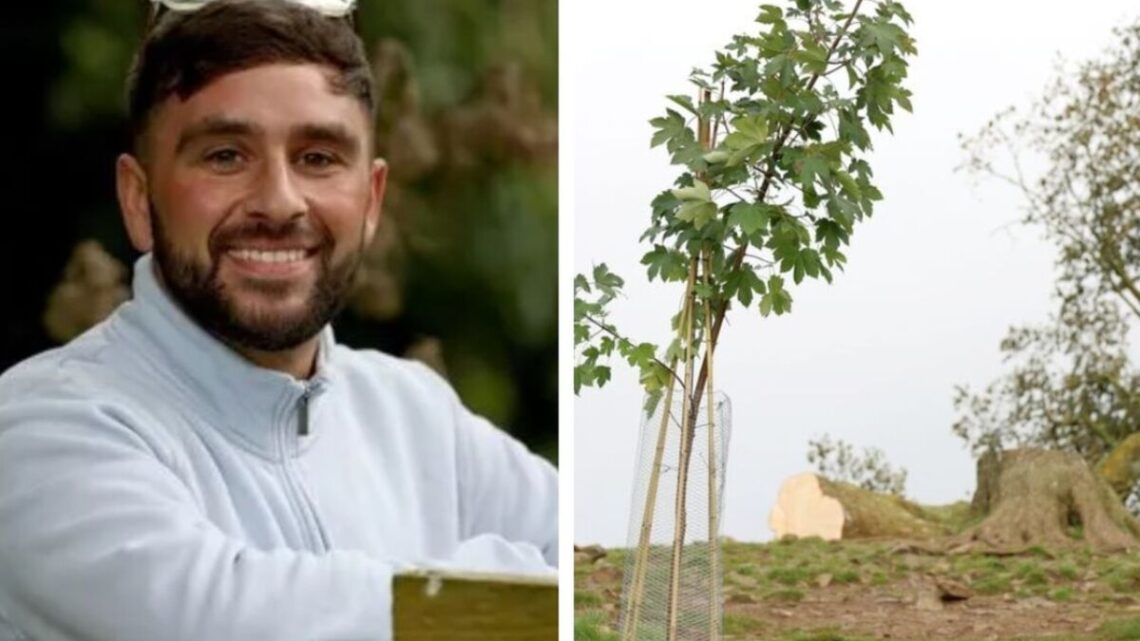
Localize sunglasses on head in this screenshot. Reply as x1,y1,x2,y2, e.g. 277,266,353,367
147,0,358,29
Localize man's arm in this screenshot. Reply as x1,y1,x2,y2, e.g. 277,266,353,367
0,399,393,641
447,386,559,567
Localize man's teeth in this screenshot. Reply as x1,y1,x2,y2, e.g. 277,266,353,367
228,249,308,263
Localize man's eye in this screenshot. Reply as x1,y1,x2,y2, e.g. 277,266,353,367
301,152,339,168
204,149,243,168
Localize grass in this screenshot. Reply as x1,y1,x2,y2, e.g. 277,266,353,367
1051,587,1075,602
576,538,1140,641
574,611,616,641
766,588,806,602
1098,616,1140,641
768,566,811,586
1014,560,1041,578
974,573,1012,595
723,613,766,637
1105,563,1140,593
575,590,603,608
1058,563,1081,580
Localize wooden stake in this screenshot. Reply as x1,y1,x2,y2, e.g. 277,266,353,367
622,286,693,641
666,258,698,641
703,249,719,641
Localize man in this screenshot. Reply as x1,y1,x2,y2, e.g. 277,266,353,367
0,2,557,640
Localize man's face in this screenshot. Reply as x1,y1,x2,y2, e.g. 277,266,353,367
119,63,385,352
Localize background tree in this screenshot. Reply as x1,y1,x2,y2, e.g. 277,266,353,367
956,19,1140,505
806,434,908,495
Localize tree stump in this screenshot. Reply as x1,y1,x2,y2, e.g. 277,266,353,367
959,448,1140,552
769,472,946,540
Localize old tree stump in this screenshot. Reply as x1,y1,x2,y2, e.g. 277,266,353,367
957,448,1140,552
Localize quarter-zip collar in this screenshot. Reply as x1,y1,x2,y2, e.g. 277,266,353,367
115,253,333,460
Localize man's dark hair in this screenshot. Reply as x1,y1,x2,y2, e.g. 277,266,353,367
126,0,375,152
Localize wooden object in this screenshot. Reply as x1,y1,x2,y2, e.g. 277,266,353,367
393,569,557,640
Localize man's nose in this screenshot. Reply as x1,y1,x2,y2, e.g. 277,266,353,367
246,155,306,220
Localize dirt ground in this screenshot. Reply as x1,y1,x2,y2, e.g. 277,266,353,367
574,538,1140,641
726,580,1136,640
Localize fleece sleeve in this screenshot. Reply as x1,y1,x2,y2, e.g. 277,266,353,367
447,386,559,567
0,399,394,641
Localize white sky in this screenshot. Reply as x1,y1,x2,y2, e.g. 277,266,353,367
571,0,1139,547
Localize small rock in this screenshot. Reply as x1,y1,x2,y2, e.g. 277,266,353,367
935,577,972,601
574,544,607,564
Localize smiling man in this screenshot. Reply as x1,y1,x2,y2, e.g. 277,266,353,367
0,2,557,641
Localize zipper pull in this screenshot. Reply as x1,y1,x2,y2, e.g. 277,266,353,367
298,391,311,437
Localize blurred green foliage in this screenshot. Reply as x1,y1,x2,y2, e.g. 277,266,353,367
0,0,558,461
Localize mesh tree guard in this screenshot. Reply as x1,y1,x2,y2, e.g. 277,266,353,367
619,392,731,641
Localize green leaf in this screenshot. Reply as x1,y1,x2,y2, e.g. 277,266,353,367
624,342,657,368
641,246,688,282
802,250,820,278
676,201,719,230
592,263,624,292
703,150,730,164
724,115,769,150
835,169,861,199
757,4,784,24
791,41,828,75
650,109,687,148
862,21,908,56
798,154,831,187
574,323,589,344
671,180,712,202
728,202,771,235
639,363,669,392
643,390,664,415
573,274,590,293
667,94,699,116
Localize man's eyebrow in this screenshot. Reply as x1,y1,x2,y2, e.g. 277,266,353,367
293,123,362,157
175,116,260,155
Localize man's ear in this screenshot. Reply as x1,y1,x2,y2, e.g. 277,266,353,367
116,153,153,252
363,158,388,245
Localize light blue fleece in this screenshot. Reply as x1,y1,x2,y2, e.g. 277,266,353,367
0,254,557,641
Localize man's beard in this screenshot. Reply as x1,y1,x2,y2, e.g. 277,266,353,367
150,206,361,353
